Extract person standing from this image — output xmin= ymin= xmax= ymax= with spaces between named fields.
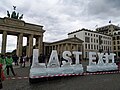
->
xmin=22 ymin=55 xmax=27 ymax=68
xmin=12 ymin=54 xmax=19 ymax=66
xmin=30 ymin=55 xmax=33 ymax=68
xmin=19 ymin=56 xmax=23 ymax=68
xmin=5 ymin=54 xmax=16 ymax=76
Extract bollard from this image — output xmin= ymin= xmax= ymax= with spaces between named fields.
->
xmin=0 ymin=64 xmax=3 ymax=89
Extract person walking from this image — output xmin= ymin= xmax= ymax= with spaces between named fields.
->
xmin=5 ymin=54 xmax=16 ymax=76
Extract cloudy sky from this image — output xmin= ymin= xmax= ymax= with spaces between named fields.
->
xmin=0 ymin=0 xmax=120 ymax=52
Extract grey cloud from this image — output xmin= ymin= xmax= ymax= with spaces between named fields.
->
xmin=86 ymin=0 xmax=120 ymax=20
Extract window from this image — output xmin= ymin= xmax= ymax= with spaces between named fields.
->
xmin=118 ymin=46 xmax=120 ymax=50
xmin=85 ymin=32 xmax=87 ymax=35
xmin=91 ymin=44 xmax=93 ymax=49
xmin=85 ymin=37 xmax=90 ymax=43
xmin=94 ymin=39 xmax=96 ymax=43
xmin=114 ymin=46 xmax=116 ymax=50
xmin=97 ymin=45 xmax=98 ymax=50
xmin=91 ymin=38 xmax=93 ymax=42
xmin=117 ymin=41 xmax=119 ymax=44
xmin=113 ymin=41 xmax=115 ymax=45
xmin=88 ymin=44 xmax=90 ymax=49
xmin=110 ymin=41 xmax=111 ymax=45
xmin=91 ymin=34 xmax=92 ymax=36
xmin=94 ymin=45 xmax=96 ymax=49
xmin=96 ymin=39 xmax=98 ymax=43
xmin=85 ymin=44 xmax=87 ymax=49
xmin=113 ymin=37 xmax=115 ymax=40
xmin=117 ymin=36 xmax=120 ymax=40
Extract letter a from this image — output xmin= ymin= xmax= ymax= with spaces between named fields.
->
xmin=47 ymin=50 xmax=60 ymax=67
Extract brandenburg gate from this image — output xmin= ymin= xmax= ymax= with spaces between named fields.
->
xmin=0 ymin=17 xmax=45 ymax=57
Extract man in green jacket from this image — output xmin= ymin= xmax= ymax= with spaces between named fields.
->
xmin=5 ymin=54 xmax=16 ymax=76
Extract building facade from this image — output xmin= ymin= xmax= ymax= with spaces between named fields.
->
xmin=96 ymin=24 xmax=120 ymax=57
xmin=96 ymin=24 xmax=120 ymax=35
xmin=68 ymin=28 xmax=113 ymax=59
xmin=113 ymin=30 xmax=120 ymax=57
xmin=43 ymin=37 xmax=84 ymax=59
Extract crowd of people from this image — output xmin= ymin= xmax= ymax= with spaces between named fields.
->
xmin=0 ymin=53 xmax=32 ymax=77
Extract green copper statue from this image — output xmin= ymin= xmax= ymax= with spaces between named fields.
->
xmin=7 ymin=6 xmax=23 ymax=20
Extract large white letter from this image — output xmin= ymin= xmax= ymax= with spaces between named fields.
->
xmin=47 ymin=50 xmax=60 ymax=67
xmin=62 ymin=51 xmax=72 ymax=64
xmin=97 ymin=53 xmax=104 ymax=65
xmin=109 ymin=53 xmax=116 ymax=63
xmin=103 ymin=53 xmax=109 ymax=63
xmin=72 ymin=51 xmax=82 ymax=64
xmin=31 ymin=49 xmax=39 ymax=68
xmin=89 ymin=52 xmax=96 ymax=65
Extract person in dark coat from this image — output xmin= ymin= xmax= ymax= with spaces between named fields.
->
xmin=12 ymin=54 xmax=19 ymax=66
xmin=30 ymin=55 xmax=33 ymax=68
xmin=19 ymin=56 xmax=23 ymax=68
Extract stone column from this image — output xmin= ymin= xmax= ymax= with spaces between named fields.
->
xmin=76 ymin=44 xmax=79 ymax=51
xmin=58 ymin=45 xmax=60 ymax=54
xmin=39 ymin=35 xmax=43 ymax=54
xmin=16 ymin=33 xmax=23 ymax=57
xmin=26 ymin=37 xmax=29 ymax=57
xmin=61 ymin=44 xmax=63 ymax=53
xmin=28 ymin=34 xmax=33 ymax=57
xmin=1 ymin=31 xmax=7 ymax=54
xmin=70 ymin=44 xmax=72 ymax=52
xmin=36 ymin=36 xmax=41 ymax=55
xmin=66 ymin=43 xmax=68 ymax=50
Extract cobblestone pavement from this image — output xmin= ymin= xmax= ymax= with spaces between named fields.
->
xmin=2 ymin=61 xmax=120 ymax=90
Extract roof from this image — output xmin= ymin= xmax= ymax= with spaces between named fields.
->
xmin=96 ymin=24 xmax=120 ymax=30
xmin=68 ymin=28 xmax=112 ymax=37
xmin=44 ymin=37 xmax=83 ymax=45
